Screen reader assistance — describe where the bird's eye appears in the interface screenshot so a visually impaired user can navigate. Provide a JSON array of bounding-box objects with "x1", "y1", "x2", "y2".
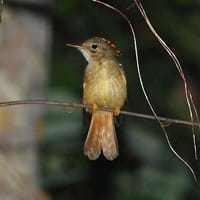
[{"x1": 91, "y1": 43, "x2": 97, "y2": 49}]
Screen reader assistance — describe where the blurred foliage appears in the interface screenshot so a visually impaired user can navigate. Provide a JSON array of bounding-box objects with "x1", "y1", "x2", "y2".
[
  {"x1": 0, "y1": 0, "x2": 2, "y2": 22},
  {"x1": 38, "y1": 0, "x2": 200, "y2": 199}
]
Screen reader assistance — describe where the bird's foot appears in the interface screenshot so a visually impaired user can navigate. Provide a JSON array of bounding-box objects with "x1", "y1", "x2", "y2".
[
  {"x1": 114, "y1": 106, "x2": 121, "y2": 116},
  {"x1": 92, "y1": 103, "x2": 98, "y2": 113}
]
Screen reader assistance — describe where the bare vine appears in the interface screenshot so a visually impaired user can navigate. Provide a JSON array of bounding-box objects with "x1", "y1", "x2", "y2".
[{"x1": 92, "y1": 0, "x2": 198, "y2": 182}]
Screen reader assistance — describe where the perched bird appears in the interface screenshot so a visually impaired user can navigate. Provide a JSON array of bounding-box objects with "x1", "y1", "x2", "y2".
[{"x1": 67, "y1": 37, "x2": 127, "y2": 160}]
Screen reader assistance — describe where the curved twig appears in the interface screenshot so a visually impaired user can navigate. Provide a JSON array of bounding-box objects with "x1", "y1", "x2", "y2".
[
  {"x1": 133, "y1": 0, "x2": 199, "y2": 160},
  {"x1": 92, "y1": 0, "x2": 198, "y2": 182}
]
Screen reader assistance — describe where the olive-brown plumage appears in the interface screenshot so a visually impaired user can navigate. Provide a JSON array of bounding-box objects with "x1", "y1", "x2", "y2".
[{"x1": 67, "y1": 37, "x2": 127, "y2": 160}]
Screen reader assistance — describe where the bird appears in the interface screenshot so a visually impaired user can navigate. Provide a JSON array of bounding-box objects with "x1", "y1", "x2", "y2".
[{"x1": 66, "y1": 37, "x2": 127, "y2": 160}]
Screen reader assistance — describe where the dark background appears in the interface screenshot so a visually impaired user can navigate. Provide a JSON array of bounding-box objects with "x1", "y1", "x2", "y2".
[{"x1": 6, "y1": 0, "x2": 200, "y2": 199}]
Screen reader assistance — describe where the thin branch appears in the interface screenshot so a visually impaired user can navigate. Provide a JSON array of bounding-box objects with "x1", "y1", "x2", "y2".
[
  {"x1": 133, "y1": 0, "x2": 200, "y2": 160},
  {"x1": 93, "y1": 0, "x2": 197, "y2": 183},
  {"x1": 0, "y1": 99, "x2": 199, "y2": 127}
]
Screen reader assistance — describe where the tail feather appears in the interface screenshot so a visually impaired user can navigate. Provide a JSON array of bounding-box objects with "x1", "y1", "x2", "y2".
[
  {"x1": 84, "y1": 111, "x2": 118, "y2": 160},
  {"x1": 101, "y1": 112, "x2": 118, "y2": 160},
  {"x1": 84, "y1": 112, "x2": 101, "y2": 160}
]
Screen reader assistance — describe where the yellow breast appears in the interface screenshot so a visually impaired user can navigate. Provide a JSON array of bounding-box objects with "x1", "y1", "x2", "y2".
[{"x1": 83, "y1": 59, "x2": 127, "y2": 109}]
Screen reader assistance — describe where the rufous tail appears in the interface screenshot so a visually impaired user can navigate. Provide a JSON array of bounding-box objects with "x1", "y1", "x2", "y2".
[{"x1": 84, "y1": 111, "x2": 118, "y2": 160}]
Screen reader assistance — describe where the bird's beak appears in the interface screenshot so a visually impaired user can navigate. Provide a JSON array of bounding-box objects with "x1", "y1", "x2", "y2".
[
  {"x1": 66, "y1": 43, "x2": 83, "y2": 49},
  {"x1": 66, "y1": 43, "x2": 90, "y2": 62}
]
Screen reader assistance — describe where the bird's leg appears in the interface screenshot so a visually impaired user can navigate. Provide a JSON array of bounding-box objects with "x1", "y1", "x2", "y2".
[
  {"x1": 114, "y1": 106, "x2": 121, "y2": 116},
  {"x1": 92, "y1": 103, "x2": 98, "y2": 113}
]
